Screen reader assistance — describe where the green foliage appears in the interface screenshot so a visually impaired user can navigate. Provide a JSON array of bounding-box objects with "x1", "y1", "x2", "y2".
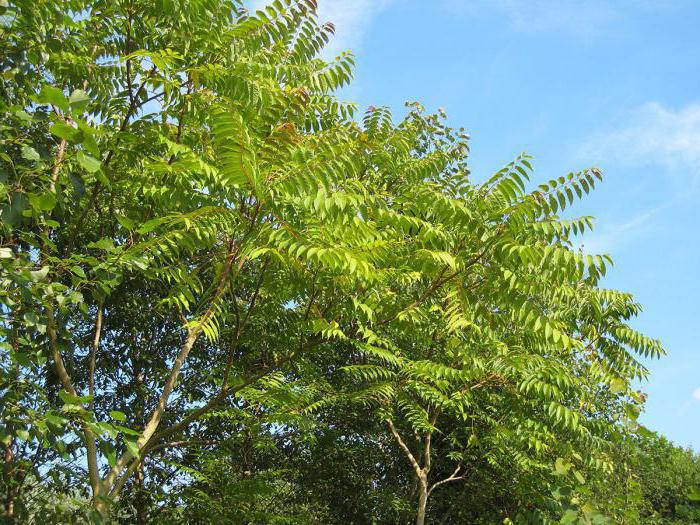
[
  {"x1": 0, "y1": 0, "x2": 685, "y2": 524},
  {"x1": 629, "y1": 433, "x2": 700, "y2": 523}
]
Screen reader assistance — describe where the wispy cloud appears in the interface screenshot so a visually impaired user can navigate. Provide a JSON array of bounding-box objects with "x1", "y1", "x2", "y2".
[
  {"x1": 581, "y1": 102, "x2": 700, "y2": 182},
  {"x1": 248, "y1": 0, "x2": 396, "y2": 56},
  {"x1": 446, "y1": 0, "x2": 616, "y2": 38},
  {"x1": 315, "y1": 0, "x2": 397, "y2": 55},
  {"x1": 677, "y1": 387, "x2": 700, "y2": 416},
  {"x1": 580, "y1": 205, "x2": 666, "y2": 255},
  {"x1": 441, "y1": 0, "x2": 684, "y2": 39}
]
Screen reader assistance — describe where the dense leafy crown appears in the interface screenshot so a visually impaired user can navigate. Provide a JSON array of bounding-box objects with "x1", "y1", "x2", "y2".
[{"x1": 0, "y1": 0, "x2": 671, "y2": 523}]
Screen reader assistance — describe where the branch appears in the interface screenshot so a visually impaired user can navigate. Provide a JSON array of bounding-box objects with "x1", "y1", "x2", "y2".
[
  {"x1": 46, "y1": 307, "x2": 102, "y2": 495},
  {"x1": 142, "y1": 439, "x2": 219, "y2": 456},
  {"x1": 219, "y1": 254, "x2": 264, "y2": 389},
  {"x1": 110, "y1": 343, "x2": 318, "y2": 498},
  {"x1": 241, "y1": 257, "x2": 268, "y2": 329},
  {"x1": 45, "y1": 107, "x2": 67, "y2": 237},
  {"x1": 386, "y1": 419, "x2": 423, "y2": 477},
  {"x1": 378, "y1": 235, "x2": 502, "y2": 326},
  {"x1": 424, "y1": 410, "x2": 439, "y2": 474},
  {"x1": 49, "y1": 138, "x2": 66, "y2": 192},
  {"x1": 88, "y1": 301, "x2": 104, "y2": 405},
  {"x1": 45, "y1": 308, "x2": 77, "y2": 399},
  {"x1": 167, "y1": 78, "x2": 193, "y2": 165},
  {"x1": 104, "y1": 244, "x2": 237, "y2": 491},
  {"x1": 108, "y1": 302, "x2": 326, "y2": 497},
  {"x1": 108, "y1": 440, "x2": 218, "y2": 498},
  {"x1": 146, "y1": 335, "x2": 323, "y2": 449},
  {"x1": 428, "y1": 465, "x2": 464, "y2": 497},
  {"x1": 147, "y1": 254, "x2": 234, "y2": 423},
  {"x1": 43, "y1": 79, "x2": 106, "y2": 499},
  {"x1": 377, "y1": 268, "x2": 458, "y2": 326}
]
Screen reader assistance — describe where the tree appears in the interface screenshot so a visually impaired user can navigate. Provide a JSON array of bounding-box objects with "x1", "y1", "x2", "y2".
[
  {"x1": 0, "y1": 0, "x2": 667, "y2": 523},
  {"x1": 630, "y1": 433, "x2": 700, "y2": 523}
]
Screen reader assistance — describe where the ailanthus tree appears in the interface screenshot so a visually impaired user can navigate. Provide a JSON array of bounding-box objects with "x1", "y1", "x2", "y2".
[
  {"x1": 0, "y1": 0, "x2": 667, "y2": 524},
  {"x1": 331, "y1": 110, "x2": 663, "y2": 524}
]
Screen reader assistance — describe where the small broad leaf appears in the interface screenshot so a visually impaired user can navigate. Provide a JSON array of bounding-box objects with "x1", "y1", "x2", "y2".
[
  {"x1": 45, "y1": 412, "x2": 68, "y2": 427},
  {"x1": 76, "y1": 151, "x2": 102, "y2": 173},
  {"x1": 137, "y1": 217, "x2": 168, "y2": 234},
  {"x1": 116, "y1": 215, "x2": 136, "y2": 230},
  {"x1": 560, "y1": 509, "x2": 578, "y2": 525},
  {"x1": 688, "y1": 485, "x2": 700, "y2": 502},
  {"x1": 123, "y1": 437, "x2": 140, "y2": 458},
  {"x1": 609, "y1": 377, "x2": 626, "y2": 394},
  {"x1": 35, "y1": 85, "x2": 69, "y2": 111},
  {"x1": 29, "y1": 192, "x2": 57, "y2": 212},
  {"x1": 28, "y1": 266, "x2": 50, "y2": 282},
  {"x1": 71, "y1": 265, "x2": 86, "y2": 278},
  {"x1": 554, "y1": 457, "x2": 570, "y2": 476},
  {"x1": 105, "y1": 443, "x2": 116, "y2": 467},
  {"x1": 116, "y1": 425, "x2": 140, "y2": 436},
  {"x1": 76, "y1": 120, "x2": 100, "y2": 156},
  {"x1": 624, "y1": 403, "x2": 641, "y2": 421},
  {"x1": 50, "y1": 121, "x2": 83, "y2": 142},
  {"x1": 109, "y1": 410, "x2": 127, "y2": 422},
  {"x1": 87, "y1": 238, "x2": 115, "y2": 251},
  {"x1": 1, "y1": 193, "x2": 28, "y2": 225},
  {"x1": 58, "y1": 390, "x2": 93, "y2": 405},
  {"x1": 636, "y1": 425, "x2": 655, "y2": 438},
  {"x1": 68, "y1": 89, "x2": 90, "y2": 111},
  {"x1": 21, "y1": 145, "x2": 41, "y2": 162},
  {"x1": 69, "y1": 173, "x2": 85, "y2": 197}
]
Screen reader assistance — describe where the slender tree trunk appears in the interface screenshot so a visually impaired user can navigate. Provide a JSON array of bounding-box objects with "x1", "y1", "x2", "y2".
[
  {"x1": 386, "y1": 420, "x2": 433, "y2": 525},
  {"x1": 93, "y1": 497, "x2": 109, "y2": 523},
  {"x1": 3, "y1": 443, "x2": 14, "y2": 524},
  {"x1": 5, "y1": 309, "x2": 21, "y2": 524},
  {"x1": 134, "y1": 361, "x2": 148, "y2": 525},
  {"x1": 135, "y1": 464, "x2": 147, "y2": 525},
  {"x1": 96, "y1": 249, "x2": 240, "y2": 517},
  {"x1": 416, "y1": 474, "x2": 428, "y2": 525}
]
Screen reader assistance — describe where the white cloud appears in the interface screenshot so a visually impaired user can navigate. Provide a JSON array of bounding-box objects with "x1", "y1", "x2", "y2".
[
  {"x1": 581, "y1": 102, "x2": 700, "y2": 180},
  {"x1": 581, "y1": 206, "x2": 664, "y2": 255},
  {"x1": 679, "y1": 387, "x2": 700, "y2": 415},
  {"x1": 248, "y1": 0, "x2": 397, "y2": 56},
  {"x1": 458, "y1": 0, "x2": 616, "y2": 37},
  {"x1": 693, "y1": 387, "x2": 700, "y2": 401},
  {"x1": 441, "y1": 0, "x2": 685, "y2": 39},
  {"x1": 315, "y1": 0, "x2": 397, "y2": 55}
]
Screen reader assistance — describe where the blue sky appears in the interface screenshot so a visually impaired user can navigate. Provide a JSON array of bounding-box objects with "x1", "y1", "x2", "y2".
[{"x1": 256, "y1": 0, "x2": 700, "y2": 449}]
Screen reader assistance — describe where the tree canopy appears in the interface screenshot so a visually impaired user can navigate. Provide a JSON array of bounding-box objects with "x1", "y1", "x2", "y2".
[{"x1": 0, "y1": 0, "x2": 696, "y2": 524}]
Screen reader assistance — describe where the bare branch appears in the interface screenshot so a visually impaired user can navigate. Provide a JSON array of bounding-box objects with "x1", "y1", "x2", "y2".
[
  {"x1": 428, "y1": 465, "x2": 465, "y2": 497},
  {"x1": 386, "y1": 419, "x2": 423, "y2": 477},
  {"x1": 46, "y1": 307, "x2": 102, "y2": 496},
  {"x1": 49, "y1": 138, "x2": 66, "y2": 192},
  {"x1": 424, "y1": 410, "x2": 439, "y2": 474},
  {"x1": 88, "y1": 301, "x2": 104, "y2": 405}
]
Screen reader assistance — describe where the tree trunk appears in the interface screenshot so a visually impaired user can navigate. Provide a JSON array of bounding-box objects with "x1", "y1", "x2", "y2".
[
  {"x1": 3, "y1": 443, "x2": 15, "y2": 524},
  {"x1": 134, "y1": 356, "x2": 148, "y2": 525},
  {"x1": 135, "y1": 464, "x2": 147, "y2": 525},
  {"x1": 93, "y1": 497, "x2": 109, "y2": 524},
  {"x1": 416, "y1": 474, "x2": 428, "y2": 525}
]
